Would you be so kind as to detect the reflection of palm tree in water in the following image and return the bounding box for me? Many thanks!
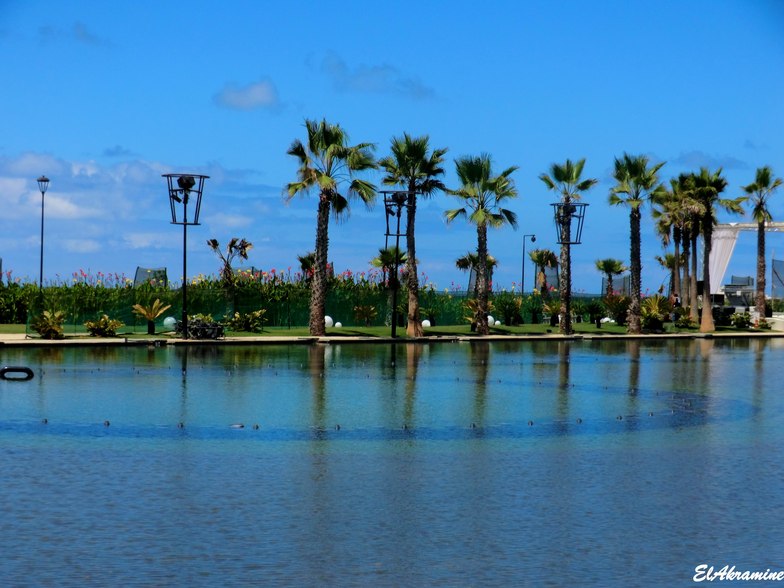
[624,340,641,431]
[555,342,570,433]
[308,345,327,434]
[404,343,422,426]
[470,343,490,429]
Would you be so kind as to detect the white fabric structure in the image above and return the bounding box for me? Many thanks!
[708,223,784,294]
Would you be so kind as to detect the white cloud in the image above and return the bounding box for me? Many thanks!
[321,53,435,100]
[213,79,280,111]
[121,232,171,250]
[209,212,253,229]
[63,239,101,253]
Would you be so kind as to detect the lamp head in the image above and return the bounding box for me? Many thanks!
[531,235,537,243]
[37,176,49,194]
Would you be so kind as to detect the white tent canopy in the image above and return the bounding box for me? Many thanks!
[708,222,784,294]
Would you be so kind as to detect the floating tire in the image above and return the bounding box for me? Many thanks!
[0,366,34,381]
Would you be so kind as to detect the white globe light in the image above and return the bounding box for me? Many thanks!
[335,322,342,328]
[487,315,495,326]
[324,316,334,328]
[422,319,431,328]
[496,319,503,326]
[163,316,177,329]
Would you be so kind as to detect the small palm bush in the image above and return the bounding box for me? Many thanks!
[225,309,267,332]
[84,314,124,337]
[31,310,66,339]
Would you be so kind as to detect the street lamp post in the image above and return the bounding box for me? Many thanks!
[36,176,49,290]
[551,201,588,335]
[383,190,412,338]
[521,234,536,294]
[163,173,209,339]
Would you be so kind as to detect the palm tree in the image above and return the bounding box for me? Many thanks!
[297,252,315,283]
[445,154,518,335]
[685,168,744,332]
[379,134,448,337]
[609,153,666,334]
[595,258,627,297]
[207,237,253,288]
[528,248,558,296]
[455,252,498,296]
[370,246,408,290]
[742,166,782,316]
[539,158,597,334]
[286,119,377,336]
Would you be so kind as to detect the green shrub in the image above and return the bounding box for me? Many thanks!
[225,309,267,332]
[31,310,66,339]
[641,295,672,331]
[730,312,751,329]
[84,314,124,337]
[603,294,630,326]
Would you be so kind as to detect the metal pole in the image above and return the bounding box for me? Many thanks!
[182,216,188,339]
[39,189,45,289]
[391,207,402,338]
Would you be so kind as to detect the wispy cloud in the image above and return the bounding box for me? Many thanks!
[213,79,280,111]
[103,145,135,158]
[743,139,769,151]
[38,22,110,46]
[321,53,435,100]
[670,150,749,170]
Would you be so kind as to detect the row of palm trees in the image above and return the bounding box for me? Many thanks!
[286,118,781,336]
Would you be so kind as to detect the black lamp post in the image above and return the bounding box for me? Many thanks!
[551,200,588,335]
[521,234,536,294]
[382,190,411,338]
[163,173,209,339]
[37,176,49,290]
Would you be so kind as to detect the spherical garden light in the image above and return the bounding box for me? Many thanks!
[163,173,209,339]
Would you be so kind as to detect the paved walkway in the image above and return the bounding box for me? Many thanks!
[3,330,784,347]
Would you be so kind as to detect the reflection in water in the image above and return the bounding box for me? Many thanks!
[469,343,489,431]
[1,340,783,586]
[308,344,327,436]
[404,343,422,427]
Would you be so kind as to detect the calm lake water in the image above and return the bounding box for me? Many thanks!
[1,338,783,587]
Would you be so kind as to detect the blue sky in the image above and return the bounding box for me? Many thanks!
[1,0,783,294]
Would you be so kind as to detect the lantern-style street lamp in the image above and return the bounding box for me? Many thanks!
[163,173,209,339]
[551,201,588,334]
[382,190,412,338]
[37,176,49,289]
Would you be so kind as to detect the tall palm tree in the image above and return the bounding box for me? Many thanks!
[609,153,666,334]
[445,154,518,335]
[528,248,558,296]
[539,158,597,335]
[379,134,448,337]
[595,258,627,297]
[286,119,377,336]
[685,168,744,332]
[742,166,782,316]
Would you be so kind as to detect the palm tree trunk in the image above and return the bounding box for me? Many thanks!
[700,219,715,332]
[673,227,682,299]
[627,207,642,334]
[689,232,699,323]
[756,219,766,316]
[606,274,613,298]
[309,195,331,336]
[476,223,490,335]
[559,204,572,335]
[405,183,423,337]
